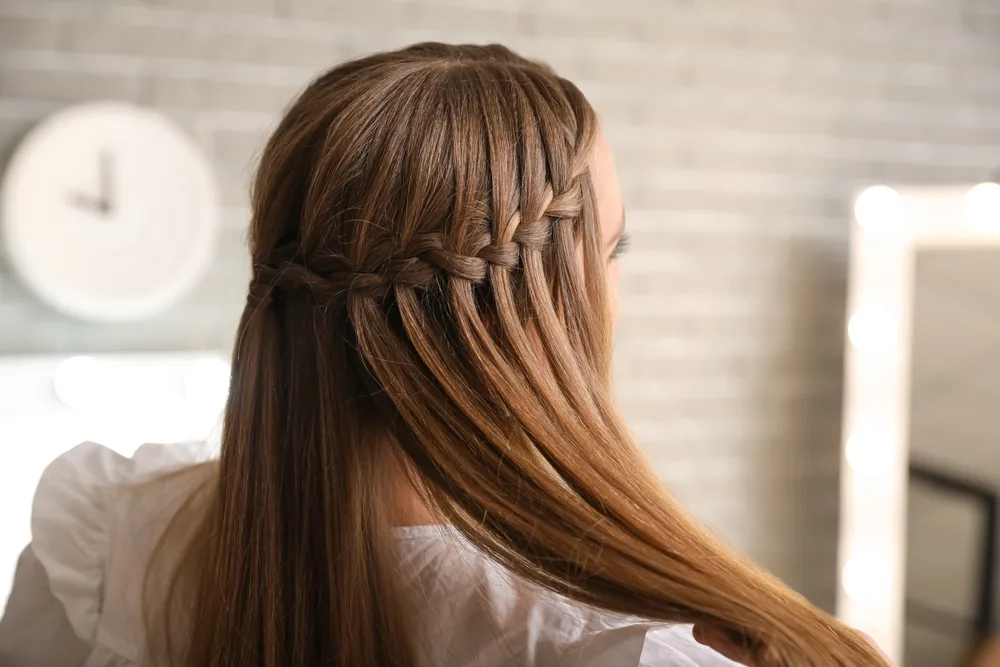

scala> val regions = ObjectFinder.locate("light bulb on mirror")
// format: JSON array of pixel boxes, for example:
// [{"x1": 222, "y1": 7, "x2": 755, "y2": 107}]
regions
[
  {"x1": 845, "y1": 431, "x2": 895, "y2": 477},
  {"x1": 53, "y1": 355, "x2": 104, "y2": 412},
  {"x1": 964, "y1": 182, "x2": 1000, "y2": 229},
  {"x1": 842, "y1": 554, "x2": 892, "y2": 604},
  {"x1": 182, "y1": 356, "x2": 231, "y2": 413},
  {"x1": 854, "y1": 186, "x2": 903, "y2": 233},
  {"x1": 847, "y1": 308, "x2": 897, "y2": 352}
]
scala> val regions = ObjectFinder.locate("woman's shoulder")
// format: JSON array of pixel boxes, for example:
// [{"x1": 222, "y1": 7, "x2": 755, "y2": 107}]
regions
[
  {"x1": 393, "y1": 526, "x2": 739, "y2": 667},
  {"x1": 10, "y1": 445, "x2": 738, "y2": 667},
  {"x1": 22, "y1": 441, "x2": 212, "y2": 664}
]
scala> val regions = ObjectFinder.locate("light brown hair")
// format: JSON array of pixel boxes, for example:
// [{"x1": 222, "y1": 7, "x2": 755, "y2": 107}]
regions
[{"x1": 145, "y1": 43, "x2": 887, "y2": 666}]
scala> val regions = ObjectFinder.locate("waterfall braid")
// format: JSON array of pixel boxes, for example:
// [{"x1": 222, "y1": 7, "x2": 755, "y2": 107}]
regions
[{"x1": 144, "y1": 42, "x2": 888, "y2": 667}]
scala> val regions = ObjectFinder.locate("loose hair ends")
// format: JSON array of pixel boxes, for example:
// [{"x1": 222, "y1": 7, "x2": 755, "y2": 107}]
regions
[
  {"x1": 148, "y1": 292, "x2": 416, "y2": 666},
  {"x1": 144, "y1": 43, "x2": 889, "y2": 667}
]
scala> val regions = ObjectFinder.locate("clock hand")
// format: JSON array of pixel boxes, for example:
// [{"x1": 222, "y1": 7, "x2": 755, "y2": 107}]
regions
[
  {"x1": 99, "y1": 149, "x2": 114, "y2": 215},
  {"x1": 66, "y1": 150, "x2": 114, "y2": 217},
  {"x1": 67, "y1": 191, "x2": 104, "y2": 212}
]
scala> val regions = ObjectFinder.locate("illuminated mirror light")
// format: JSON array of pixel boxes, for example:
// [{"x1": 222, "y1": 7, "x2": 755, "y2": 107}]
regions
[
  {"x1": 964, "y1": 182, "x2": 1000, "y2": 229},
  {"x1": 55, "y1": 356, "x2": 177, "y2": 413},
  {"x1": 854, "y1": 186, "x2": 903, "y2": 232},
  {"x1": 53, "y1": 355, "x2": 103, "y2": 411},
  {"x1": 54, "y1": 355, "x2": 230, "y2": 418},
  {"x1": 842, "y1": 554, "x2": 892, "y2": 604},
  {"x1": 845, "y1": 431, "x2": 895, "y2": 476},
  {"x1": 182, "y1": 356, "x2": 231, "y2": 412},
  {"x1": 847, "y1": 308, "x2": 897, "y2": 352}
]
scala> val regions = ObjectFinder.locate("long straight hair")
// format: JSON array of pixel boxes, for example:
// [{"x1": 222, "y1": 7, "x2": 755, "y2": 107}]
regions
[{"x1": 144, "y1": 43, "x2": 887, "y2": 666}]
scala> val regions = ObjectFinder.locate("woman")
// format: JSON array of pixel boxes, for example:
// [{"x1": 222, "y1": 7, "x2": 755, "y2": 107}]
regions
[{"x1": 0, "y1": 43, "x2": 887, "y2": 667}]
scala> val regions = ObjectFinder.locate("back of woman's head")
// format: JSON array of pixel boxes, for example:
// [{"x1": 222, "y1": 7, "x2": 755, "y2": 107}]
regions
[{"x1": 147, "y1": 43, "x2": 887, "y2": 667}]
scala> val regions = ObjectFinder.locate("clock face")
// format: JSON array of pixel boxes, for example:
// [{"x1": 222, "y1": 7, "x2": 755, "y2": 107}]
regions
[{"x1": 1, "y1": 102, "x2": 222, "y2": 322}]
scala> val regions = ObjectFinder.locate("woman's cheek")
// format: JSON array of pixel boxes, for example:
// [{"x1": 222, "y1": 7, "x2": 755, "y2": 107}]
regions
[{"x1": 607, "y1": 260, "x2": 621, "y2": 332}]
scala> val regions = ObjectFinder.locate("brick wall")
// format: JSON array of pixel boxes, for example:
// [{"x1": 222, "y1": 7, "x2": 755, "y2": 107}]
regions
[{"x1": 2, "y1": 0, "x2": 1000, "y2": 611}]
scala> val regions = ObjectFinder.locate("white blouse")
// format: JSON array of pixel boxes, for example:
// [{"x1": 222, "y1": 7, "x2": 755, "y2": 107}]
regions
[{"x1": 0, "y1": 442, "x2": 739, "y2": 667}]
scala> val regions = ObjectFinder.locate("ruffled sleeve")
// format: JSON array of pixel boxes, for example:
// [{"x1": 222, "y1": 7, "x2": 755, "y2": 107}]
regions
[
  {"x1": 22, "y1": 441, "x2": 208, "y2": 660},
  {"x1": 28, "y1": 442, "x2": 134, "y2": 644}
]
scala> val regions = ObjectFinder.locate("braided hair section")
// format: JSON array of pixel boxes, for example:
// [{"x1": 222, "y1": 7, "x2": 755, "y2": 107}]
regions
[{"x1": 247, "y1": 182, "x2": 582, "y2": 307}]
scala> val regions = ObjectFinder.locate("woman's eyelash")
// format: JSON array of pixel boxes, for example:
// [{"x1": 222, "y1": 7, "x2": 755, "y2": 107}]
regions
[{"x1": 611, "y1": 233, "x2": 631, "y2": 259}]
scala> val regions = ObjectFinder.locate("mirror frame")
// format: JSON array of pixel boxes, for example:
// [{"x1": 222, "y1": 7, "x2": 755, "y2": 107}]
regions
[{"x1": 837, "y1": 183, "x2": 1000, "y2": 663}]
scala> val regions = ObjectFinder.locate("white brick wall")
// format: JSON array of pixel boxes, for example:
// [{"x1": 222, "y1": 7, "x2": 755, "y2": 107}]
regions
[{"x1": 2, "y1": 0, "x2": 1000, "y2": 611}]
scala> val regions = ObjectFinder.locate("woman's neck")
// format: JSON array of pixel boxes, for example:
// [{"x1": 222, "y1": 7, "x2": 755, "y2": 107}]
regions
[
  {"x1": 389, "y1": 485, "x2": 439, "y2": 527},
  {"x1": 385, "y1": 454, "x2": 440, "y2": 527}
]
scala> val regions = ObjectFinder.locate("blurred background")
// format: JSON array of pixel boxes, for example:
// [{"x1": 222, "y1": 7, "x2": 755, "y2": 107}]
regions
[{"x1": 1, "y1": 0, "x2": 999, "y2": 665}]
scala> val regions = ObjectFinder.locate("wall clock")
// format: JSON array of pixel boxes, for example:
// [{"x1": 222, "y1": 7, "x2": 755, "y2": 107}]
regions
[{"x1": 1, "y1": 102, "x2": 222, "y2": 322}]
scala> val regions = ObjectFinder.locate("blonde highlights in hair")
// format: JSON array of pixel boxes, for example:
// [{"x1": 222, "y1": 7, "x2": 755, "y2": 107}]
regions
[{"x1": 144, "y1": 43, "x2": 887, "y2": 667}]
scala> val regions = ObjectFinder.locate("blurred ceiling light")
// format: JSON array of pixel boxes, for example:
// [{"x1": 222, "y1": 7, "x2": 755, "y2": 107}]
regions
[
  {"x1": 854, "y1": 186, "x2": 903, "y2": 233},
  {"x1": 964, "y1": 182, "x2": 1000, "y2": 229}
]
